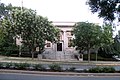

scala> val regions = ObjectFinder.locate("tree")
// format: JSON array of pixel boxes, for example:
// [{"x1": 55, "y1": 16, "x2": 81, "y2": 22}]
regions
[
  {"x1": 0, "y1": 27, "x2": 4, "y2": 44},
  {"x1": 0, "y1": 2, "x2": 12, "y2": 20},
  {"x1": 73, "y1": 22, "x2": 113, "y2": 62},
  {"x1": 0, "y1": 19, "x2": 18, "y2": 56},
  {"x1": 0, "y1": 27, "x2": 4, "y2": 54},
  {"x1": 113, "y1": 34, "x2": 120, "y2": 56},
  {"x1": 98, "y1": 35, "x2": 120, "y2": 58},
  {"x1": 98, "y1": 28, "x2": 120, "y2": 58},
  {"x1": 0, "y1": 2, "x2": 20, "y2": 56},
  {"x1": 87, "y1": 0, "x2": 120, "y2": 22},
  {"x1": 1, "y1": 8, "x2": 59, "y2": 59}
]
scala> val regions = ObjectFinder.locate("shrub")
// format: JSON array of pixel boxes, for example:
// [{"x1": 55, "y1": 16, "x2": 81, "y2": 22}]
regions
[
  {"x1": 102, "y1": 67, "x2": 115, "y2": 73},
  {"x1": 49, "y1": 64, "x2": 62, "y2": 72},
  {"x1": 88, "y1": 67, "x2": 102, "y2": 73},
  {"x1": 0, "y1": 62, "x2": 4, "y2": 69},
  {"x1": 65, "y1": 68, "x2": 69, "y2": 72},
  {"x1": 14, "y1": 63, "x2": 30, "y2": 70},
  {"x1": 88, "y1": 66, "x2": 115, "y2": 73},
  {"x1": 5, "y1": 62, "x2": 13, "y2": 69},
  {"x1": 34, "y1": 64, "x2": 45, "y2": 71},
  {"x1": 13, "y1": 63, "x2": 18, "y2": 69},
  {"x1": 69, "y1": 67, "x2": 76, "y2": 72},
  {"x1": 83, "y1": 69, "x2": 88, "y2": 73}
]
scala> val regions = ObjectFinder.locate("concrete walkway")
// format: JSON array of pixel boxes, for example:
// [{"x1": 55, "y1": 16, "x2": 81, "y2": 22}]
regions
[
  {"x1": 0, "y1": 56, "x2": 120, "y2": 77},
  {"x1": 0, "y1": 56, "x2": 120, "y2": 65}
]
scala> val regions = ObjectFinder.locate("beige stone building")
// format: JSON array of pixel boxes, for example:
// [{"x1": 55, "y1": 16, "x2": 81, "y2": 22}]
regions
[
  {"x1": 42, "y1": 22, "x2": 82, "y2": 61},
  {"x1": 16, "y1": 22, "x2": 83, "y2": 61}
]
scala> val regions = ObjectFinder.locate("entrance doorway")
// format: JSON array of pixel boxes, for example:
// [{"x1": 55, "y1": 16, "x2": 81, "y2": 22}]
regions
[{"x1": 57, "y1": 43, "x2": 62, "y2": 51}]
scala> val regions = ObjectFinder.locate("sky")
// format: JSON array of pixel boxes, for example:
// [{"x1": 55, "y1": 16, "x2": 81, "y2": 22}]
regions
[
  {"x1": 0, "y1": 0, "x2": 119, "y2": 35},
  {"x1": 1, "y1": 0, "x2": 103, "y2": 23}
]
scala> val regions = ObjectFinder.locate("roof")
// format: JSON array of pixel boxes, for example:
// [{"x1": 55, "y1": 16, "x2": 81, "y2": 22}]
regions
[{"x1": 52, "y1": 21, "x2": 76, "y2": 26}]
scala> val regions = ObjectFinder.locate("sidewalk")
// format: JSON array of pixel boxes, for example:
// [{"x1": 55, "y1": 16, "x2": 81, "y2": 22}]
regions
[
  {"x1": 1, "y1": 56, "x2": 120, "y2": 77},
  {"x1": 0, "y1": 69, "x2": 120, "y2": 77},
  {"x1": 0, "y1": 56, "x2": 120, "y2": 65}
]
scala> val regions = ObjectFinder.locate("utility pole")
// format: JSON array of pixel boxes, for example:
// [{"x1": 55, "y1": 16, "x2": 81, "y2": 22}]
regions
[
  {"x1": 21, "y1": 0, "x2": 23, "y2": 10},
  {"x1": 18, "y1": 0, "x2": 23, "y2": 57}
]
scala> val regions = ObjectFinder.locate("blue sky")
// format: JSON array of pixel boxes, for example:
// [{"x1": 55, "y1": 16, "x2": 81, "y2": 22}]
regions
[{"x1": 1, "y1": 0, "x2": 119, "y2": 35}]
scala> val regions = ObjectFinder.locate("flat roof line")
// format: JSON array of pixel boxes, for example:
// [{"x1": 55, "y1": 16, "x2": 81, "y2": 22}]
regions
[{"x1": 52, "y1": 21, "x2": 77, "y2": 23}]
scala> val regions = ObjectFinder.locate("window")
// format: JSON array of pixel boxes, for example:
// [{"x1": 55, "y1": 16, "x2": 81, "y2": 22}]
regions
[
  {"x1": 58, "y1": 35, "x2": 62, "y2": 41},
  {"x1": 57, "y1": 43, "x2": 62, "y2": 51},
  {"x1": 58, "y1": 31, "x2": 63, "y2": 40},
  {"x1": 66, "y1": 31, "x2": 73, "y2": 36},
  {"x1": 68, "y1": 37, "x2": 73, "y2": 47},
  {"x1": 46, "y1": 41, "x2": 52, "y2": 48},
  {"x1": 46, "y1": 43, "x2": 51, "y2": 47}
]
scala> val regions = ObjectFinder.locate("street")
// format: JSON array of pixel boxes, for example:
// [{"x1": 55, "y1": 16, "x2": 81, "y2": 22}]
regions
[{"x1": 0, "y1": 73, "x2": 120, "y2": 80}]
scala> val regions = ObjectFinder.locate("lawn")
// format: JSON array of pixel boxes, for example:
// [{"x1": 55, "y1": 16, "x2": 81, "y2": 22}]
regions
[{"x1": 83, "y1": 53, "x2": 116, "y2": 61}]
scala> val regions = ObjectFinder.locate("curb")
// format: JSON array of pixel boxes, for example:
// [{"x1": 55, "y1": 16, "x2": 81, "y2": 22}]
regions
[{"x1": 0, "y1": 69, "x2": 120, "y2": 77}]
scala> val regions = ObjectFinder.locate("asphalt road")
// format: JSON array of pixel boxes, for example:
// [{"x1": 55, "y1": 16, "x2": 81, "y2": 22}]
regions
[{"x1": 0, "y1": 73, "x2": 120, "y2": 80}]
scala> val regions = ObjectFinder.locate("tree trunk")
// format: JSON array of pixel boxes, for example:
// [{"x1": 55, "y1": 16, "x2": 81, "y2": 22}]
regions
[
  {"x1": 31, "y1": 47, "x2": 36, "y2": 60},
  {"x1": 39, "y1": 47, "x2": 41, "y2": 54},
  {"x1": 95, "y1": 48, "x2": 98, "y2": 62},
  {"x1": 19, "y1": 45, "x2": 21, "y2": 57},
  {"x1": 88, "y1": 49, "x2": 90, "y2": 62},
  {"x1": 77, "y1": 54, "x2": 80, "y2": 61},
  {"x1": 31, "y1": 51, "x2": 34, "y2": 60},
  {"x1": 96, "y1": 53, "x2": 97, "y2": 61}
]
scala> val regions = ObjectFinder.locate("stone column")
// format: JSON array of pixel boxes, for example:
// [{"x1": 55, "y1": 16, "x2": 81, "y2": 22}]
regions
[
  {"x1": 63, "y1": 31, "x2": 66, "y2": 60},
  {"x1": 63, "y1": 31, "x2": 66, "y2": 49}
]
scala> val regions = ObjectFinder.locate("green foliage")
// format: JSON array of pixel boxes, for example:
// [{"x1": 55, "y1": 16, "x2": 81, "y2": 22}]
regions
[
  {"x1": 87, "y1": 0, "x2": 120, "y2": 22},
  {"x1": 34, "y1": 64, "x2": 45, "y2": 71},
  {"x1": 101, "y1": 24, "x2": 113, "y2": 45},
  {"x1": 88, "y1": 67, "x2": 103, "y2": 73},
  {"x1": 98, "y1": 34, "x2": 120, "y2": 58},
  {"x1": 5, "y1": 62, "x2": 13, "y2": 69},
  {"x1": 0, "y1": 62, "x2": 117, "y2": 73},
  {"x1": 0, "y1": 62, "x2": 4, "y2": 68},
  {"x1": 74, "y1": 22, "x2": 102, "y2": 50},
  {"x1": 0, "y1": 2, "x2": 12, "y2": 19},
  {"x1": 49, "y1": 64, "x2": 62, "y2": 72},
  {"x1": 10, "y1": 8, "x2": 59, "y2": 50},
  {"x1": 102, "y1": 67, "x2": 115, "y2": 73},
  {"x1": 14, "y1": 63, "x2": 30, "y2": 70},
  {"x1": 83, "y1": 53, "x2": 115, "y2": 61},
  {"x1": 112, "y1": 35, "x2": 120, "y2": 54},
  {"x1": 69, "y1": 67, "x2": 76, "y2": 72},
  {"x1": 0, "y1": 3, "x2": 19, "y2": 56},
  {"x1": 74, "y1": 22, "x2": 113, "y2": 50},
  {"x1": 0, "y1": 5, "x2": 59, "y2": 58},
  {"x1": 88, "y1": 66, "x2": 115, "y2": 73},
  {"x1": 0, "y1": 27, "x2": 4, "y2": 44},
  {"x1": 98, "y1": 45, "x2": 118, "y2": 58},
  {"x1": 0, "y1": 27, "x2": 5, "y2": 54},
  {"x1": 0, "y1": 26, "x2": 19, "y2": 56},
  {"x1": 73, "y1": 22, "x2": 113, "y2": 61}
]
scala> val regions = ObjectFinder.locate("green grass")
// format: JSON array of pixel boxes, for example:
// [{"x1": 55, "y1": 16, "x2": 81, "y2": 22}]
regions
[
  {"x1": 0, "y1": 55, "x2": 119, "y2": 66},
  {"x1": 83, "y1": 53, "x2": 115, "y2": 61}
]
